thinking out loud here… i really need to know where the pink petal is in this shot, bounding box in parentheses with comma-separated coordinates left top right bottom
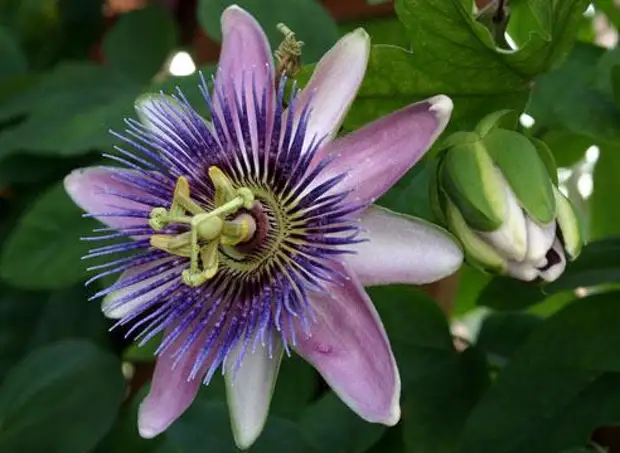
(347, 206, 463, 286)
(294, 29, 369, 151)
(138, 327, 210, 438)
(318, 95, 453, 205)
(64, 166, 150, 230)
(214, 6, 274, 150)
(294, 263, 400, 425)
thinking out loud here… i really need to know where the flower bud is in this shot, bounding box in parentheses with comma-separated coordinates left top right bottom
(431, 111, 583, 283)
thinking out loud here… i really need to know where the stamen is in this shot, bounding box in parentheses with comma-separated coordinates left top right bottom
(148, 167, 256, 287)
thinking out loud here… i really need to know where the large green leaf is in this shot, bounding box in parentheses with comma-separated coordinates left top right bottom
(539, 130, 591, 168)
(299, 391, 386, 453)
(0, 153, 98, 187)
(269, 355, 318, 420)
(0, 181, 101, 289)
(340, 17, 409, 48)
(476, 311, 543, 364)
(0, 64, 217, 158)
(590, 145, 620, 240)
(369, 286, 490, 453)
(460, 292, 620, 453)
(0, 284, 110, 381)
(0, 340, 125, 453)
(0, 286, 46, 381)
(0, 26, 27, 78)
(343, 0, 588, 133)
(402, 347, 489, 453)
(197, 0, 339, 64)
(165, 399, 317, 453)
(0, 62, 139, 157)
(94, 385, 165, 453)
(102, 5, 177, 84)
(477, 237, 620, 310)
(528, 43, 620, 146)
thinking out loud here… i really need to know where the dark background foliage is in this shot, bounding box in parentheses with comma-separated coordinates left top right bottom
(1, 0, 620, 452)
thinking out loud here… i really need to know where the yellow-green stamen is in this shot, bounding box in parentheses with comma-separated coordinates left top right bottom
(148, 167, 256, 287)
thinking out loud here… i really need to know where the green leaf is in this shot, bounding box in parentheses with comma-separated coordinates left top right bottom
(299, 392, 385, 453)
(0, 0, 61, 69)
(102, 5, 177, 84)
(453, 264, 492, 316)
(339, 17, 409, 47)
(0, 62, 139, 157)
(0, 286, 46, 381)
(0, 153, 97, 187)
(95, 385, 165, 453)
(477, 237, 620, 310)
(377, 158, 436, 222)
(165, 399, 316, 453)
(0, 181, 100, 289)
(476, 312, 542, 362)
(123, 332, 162, 363)
(27, 285, 110, 350)
(369, 286, 490, 452)
(0, 339, 125, 453)
(460, 292, 620, 453)
(344, 0, 588, 133)
(197, 0, 338, 64)
(269, 355, 318, 420)
(403, 347, 489, 453)
(528, 43, 620, 146)
(507, 0, 553, 48)
(0, 26, 27, 77)
(540, 130, 591, 168)
(590, 145, 620, 240)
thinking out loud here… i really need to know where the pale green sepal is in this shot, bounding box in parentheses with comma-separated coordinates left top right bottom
(439, 131, 480, 150)
(474, 110, 518, 137)
(135, 93, 186, 132)
(484, 129, 556, 224)
(440, 141, 506, 232)
(554, 188, 583, 260)
(530, 137, 559, 186)
(445, 200, 507, 273)
(225, 339, 283, 450)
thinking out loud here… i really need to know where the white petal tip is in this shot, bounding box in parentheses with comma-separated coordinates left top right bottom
(137, 419, 164, 439)
(232, 428, 263, 451)
(223, 4, 244, 13)
(222, 4, 254, 22)
(382, 404, 401, 427)
(64, 167, 91, 194)
(428, 94, 454, 120)
(351, 27, 371, 41)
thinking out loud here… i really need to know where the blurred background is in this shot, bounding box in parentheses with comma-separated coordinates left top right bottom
(2, 1, 620, 452)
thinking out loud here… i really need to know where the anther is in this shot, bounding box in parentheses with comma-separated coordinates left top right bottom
(148, 169, 257, 287)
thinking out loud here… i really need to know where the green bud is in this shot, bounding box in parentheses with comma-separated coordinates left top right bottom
(431, 110, 584, 283)
(483, 128, 556, 224)
(440, 141, 506, 231)
(554, 187, 583, 260)
(445, 200, 507, 273)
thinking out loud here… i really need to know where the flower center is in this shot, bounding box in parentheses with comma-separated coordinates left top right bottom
(148, 166, 256, 287)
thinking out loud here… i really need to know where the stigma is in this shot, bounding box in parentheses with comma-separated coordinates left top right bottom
(148, 166, 256, 287)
